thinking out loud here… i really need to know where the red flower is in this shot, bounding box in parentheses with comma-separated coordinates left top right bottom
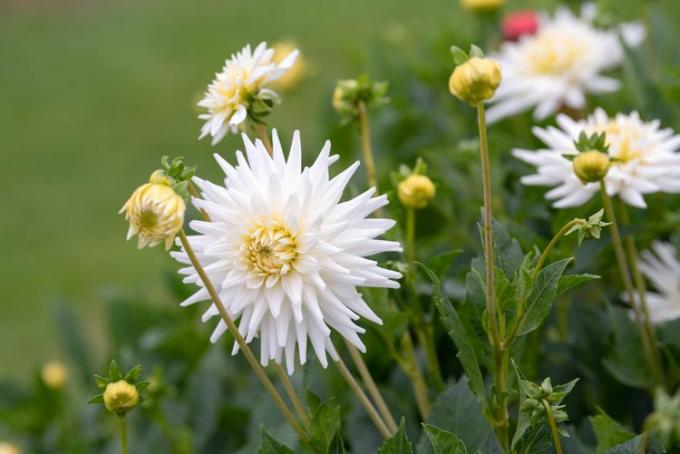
(502, 10, 539, 41)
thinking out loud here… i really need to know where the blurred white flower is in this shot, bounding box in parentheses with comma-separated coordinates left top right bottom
(634, 242, 680, 324)
(513, 108, 680, 208)
(487, 5, 644, 123)
(198, 42, 299, 145)
(173, 130, 402, 373)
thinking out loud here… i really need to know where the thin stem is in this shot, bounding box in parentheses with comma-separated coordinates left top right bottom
(177, 230, 309, 442)
(492, 347, 510, 452)
(400, 331, 432, 418)
(532, 219, 586, 279)
(335, 356, 393, 438)
(118, 417, 129, 454)
(617, 201, 665, 389)
(541, 399, 563, 454)
(599, 181, 663, 390)
(273, 364, 312, 431)
(476, 104, 501, 350)
(357, 101, 379, 191)
(255, 123, 273, 156)
(344, 340, 399, 433)
(406, 208, 415, 273)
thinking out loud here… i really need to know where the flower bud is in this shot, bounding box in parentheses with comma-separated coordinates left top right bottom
(449, 57, 501, 106)
(0, 442, 21, 454)
(461, 0, 504, 12)
(271, 42, 305, 91)
(103, 380, 140, 415)
(120, 171, 186, 250)
(572, 151, 610, 184)
(398, 174, 436, 209)
(41, 361, 67, 390)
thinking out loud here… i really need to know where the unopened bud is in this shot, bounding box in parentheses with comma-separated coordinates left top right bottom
(398, 174, 436, 209)
(461, 0, 505, 12)
(449, 57, 501, 106)
(573, 151, 610, 184)
(41, 361, 67, 390)
(103, 380, 140, 415)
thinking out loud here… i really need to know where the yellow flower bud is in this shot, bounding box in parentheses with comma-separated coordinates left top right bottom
(103, 380, 139, 414)
(398, 174, 436, 209)
(449, 57, 502, 106)
(271, 42, 305, 91)
(573, 151, 610, 184)
(41, 361, 67, 390)
(120, 172, 185, 250)
(460, 0, 505, 11)
(0, 442, 22, 454)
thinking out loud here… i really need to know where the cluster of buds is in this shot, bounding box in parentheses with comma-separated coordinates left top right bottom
(518, 375, 577, 433)
(89, 360, 148, 418)
(565, 209, 612, 246)
(460, 0, 505, 12)
(332, 75, 389, 122)
(449, 45, 502, 106)
(396, 158, 436, 210)
(120, 156, 194, 250)
(570, 131, 611, 184)
(644, 389, 680, 449)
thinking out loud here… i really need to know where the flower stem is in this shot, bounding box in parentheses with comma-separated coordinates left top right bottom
(599, 181, 663, 390)
(406, 208, 415, 271)
(532, 219, 586, 279)
(177, 230, 309, 442)
(476, 103, 508, 451)
(335, 356, 393, 438)
(541, 399, 563, 454)
(357, 101, 379, 191)
(399, 331, 432, 418)
(617, 201, 666, 390)
(255, 123, 273, 156)
(273, 364, 312, 431)
(344, 340, 399, 433)
(118, 417, 129, 454)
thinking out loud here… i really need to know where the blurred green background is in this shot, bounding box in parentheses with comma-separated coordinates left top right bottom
(0, 0, 465, 374)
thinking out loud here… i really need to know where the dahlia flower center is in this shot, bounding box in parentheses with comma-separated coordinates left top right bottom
(593, 123, 643, 163)
(243, 222, 298, 276)
(527, 32, 584, 75)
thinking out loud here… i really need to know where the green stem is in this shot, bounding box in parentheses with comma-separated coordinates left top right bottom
(335, 356, 393, 438)
(617, 201, 666, 390)
(532, 219, 586, 279)
(477, 103, 508, 451)
(273, 364, 312, 432)
(178, 230, 309, 442)
(118, 417, 129, 454)
(599, 181, 663, 390)
(358, 101, 379, 191)
(406, 208, 415, 273)
(255, 123, 273, 156)
(400, 331, 432, 418)
(344, 340, 399, 433)
(541, 399, 563, 454)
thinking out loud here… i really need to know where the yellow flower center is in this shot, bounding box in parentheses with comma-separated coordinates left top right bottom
(527, 31, 584, 75)
(243, 222, 298, 276)
(590, 122, 643, 164)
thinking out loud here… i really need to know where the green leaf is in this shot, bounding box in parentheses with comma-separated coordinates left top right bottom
(94, 375, 109, 389)
(603, 307, 653, 389)
(519, 259, 572, 336)
(109, 359, 122, 381)
(556, 273, 600, 296)
(423, 424, 467, 454)
(428, 250, 462, 280)
(87, 394, 103, 404)
(124, 364, 143, 382)
(602, 434, 655, 454)
(450, 46, 469, 66)
(590, 408, 636, 453)
(309, 399, 342, 453)
(378, 419, 413, 454)
(257, 427, 295, 454)
(421, 264, 485, 401)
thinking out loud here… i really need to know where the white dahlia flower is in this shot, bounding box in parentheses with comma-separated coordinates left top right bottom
(513, 109, 680, 208)
(198, 42, 299, 145)
(487, 5, 644, 124)
(173, 131, 402, 373)
(631, 242, 680, 324)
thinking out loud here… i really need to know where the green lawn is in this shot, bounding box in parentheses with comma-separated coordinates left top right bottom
(0, 0, 456, 373)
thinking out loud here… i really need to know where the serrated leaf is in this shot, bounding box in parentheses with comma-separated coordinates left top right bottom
(309, 399, 342, 453)
(556, 274, 599, 296)
(423, 424, 467, 454)
(378, 419, 413, 454)
(257, 427, 295, 454)
(421, 264, 485, 401)
(518, 259, 572, 336)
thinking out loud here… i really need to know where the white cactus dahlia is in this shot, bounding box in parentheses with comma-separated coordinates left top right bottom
(173, 131, 402, 373)
(513, 109, 680, 208)
(634, 242, 680, 324)
(198, 42, 299, 145)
